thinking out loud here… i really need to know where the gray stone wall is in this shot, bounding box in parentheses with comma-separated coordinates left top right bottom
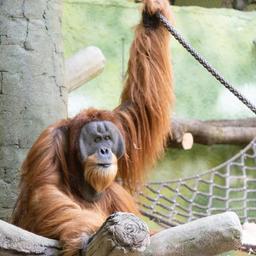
(0, 0, 67, 220)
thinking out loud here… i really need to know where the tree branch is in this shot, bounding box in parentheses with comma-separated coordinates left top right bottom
(0, 220, 60, 255)
(169, 118, 256, 148)
(0, 212, 243, 256)
(145, 211, 242, 256)
(65, 46, 106, 92)
(84, 212, 150, 256)
(84, 212, 242, 256)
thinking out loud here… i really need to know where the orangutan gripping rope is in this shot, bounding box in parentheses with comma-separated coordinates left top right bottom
(12, 0, 174, 255)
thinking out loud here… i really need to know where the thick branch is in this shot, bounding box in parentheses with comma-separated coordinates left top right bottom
(0, 220, 60, 255)
(0, 212, 243, 256)
(65, 46, 106, 92)
(145, 211, 242, 256)
(170, 118, 256, 147)
(86, 212, 242, 256)
(85, 212, 242, 256)
(85, 212, 150, 256)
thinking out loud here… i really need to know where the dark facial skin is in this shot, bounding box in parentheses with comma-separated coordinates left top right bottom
(79, 121, 125, 165)
(78, 121, 125, 202)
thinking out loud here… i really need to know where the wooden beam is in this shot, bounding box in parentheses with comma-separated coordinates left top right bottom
(85, 212, 242, 256)
(0, 220, 60, 255)
(169, 117, 256, 148)
(83, 212, 243, 256)
(0, 212, 243, 256)
(144, 211, 242, 256)
(84, 212, 150, 256)
(65, 46, 106, 93)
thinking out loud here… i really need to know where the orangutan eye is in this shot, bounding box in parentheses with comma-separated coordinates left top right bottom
(104, 136, 111, 141)
(94, 137, 102, 143)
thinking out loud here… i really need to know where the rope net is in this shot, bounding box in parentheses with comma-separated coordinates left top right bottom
(139, 138, 256, 228)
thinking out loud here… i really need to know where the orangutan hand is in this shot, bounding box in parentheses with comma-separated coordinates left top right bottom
(143, 0, 171, 16)
(80, 234, 93, 255)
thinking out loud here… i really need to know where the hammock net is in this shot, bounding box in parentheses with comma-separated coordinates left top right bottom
(139, 138, 256, 228)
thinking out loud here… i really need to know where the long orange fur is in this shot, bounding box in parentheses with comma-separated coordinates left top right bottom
(12, 1, 174, 255)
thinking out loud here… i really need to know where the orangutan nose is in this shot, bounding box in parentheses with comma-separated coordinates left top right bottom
(98, 147, 111, 161)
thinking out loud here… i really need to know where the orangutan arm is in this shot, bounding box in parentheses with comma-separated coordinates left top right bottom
(115, 0, 174, 191)
(27, 185, 106, 255)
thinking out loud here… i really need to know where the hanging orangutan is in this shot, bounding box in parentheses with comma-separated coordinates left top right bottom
(12, 0, 174, 255)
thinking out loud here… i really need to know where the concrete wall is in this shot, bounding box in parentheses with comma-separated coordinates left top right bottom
(0, 0, 67, 220)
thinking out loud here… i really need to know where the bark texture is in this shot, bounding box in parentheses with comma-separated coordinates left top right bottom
(0, 212, 242, 256)
(84, 212, 150, 256)
(0, 220, 61, 255)
(0, 0, 67, 220)
(65, 46, 106, 92)
(145, 211, 242, 256)
(170, 118, 256, 147)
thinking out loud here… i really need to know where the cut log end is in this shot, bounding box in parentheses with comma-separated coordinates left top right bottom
(85, 212, 150, 256)
(106, 212, 150, 252)
(241, 222, 256, 254)
(181, 132, 193, 150)
(169, 117, 256, 148)
(168, 132, 194, 150)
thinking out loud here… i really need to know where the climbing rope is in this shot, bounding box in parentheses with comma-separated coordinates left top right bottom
(157, 12, 256, 115)
(139, 15, 256, 253)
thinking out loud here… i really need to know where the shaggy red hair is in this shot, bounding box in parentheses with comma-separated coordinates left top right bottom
(12, 0, 174, 255)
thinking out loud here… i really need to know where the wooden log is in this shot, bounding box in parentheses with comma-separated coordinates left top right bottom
(85, 212, 242, 256)
(84, 212, 150, 256)
(241, 222, 256, 254)
(145, 211, 242, 256)
(169, 117, 256, 147)
(0, 212, 243, 256)
(0, 220, 61, 255)
(169, 132, 194, 150)
(170, 119, 194, 149)
(65, 46, 106, 92)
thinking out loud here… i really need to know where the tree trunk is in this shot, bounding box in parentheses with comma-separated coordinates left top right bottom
(0, 0, 67, 220)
